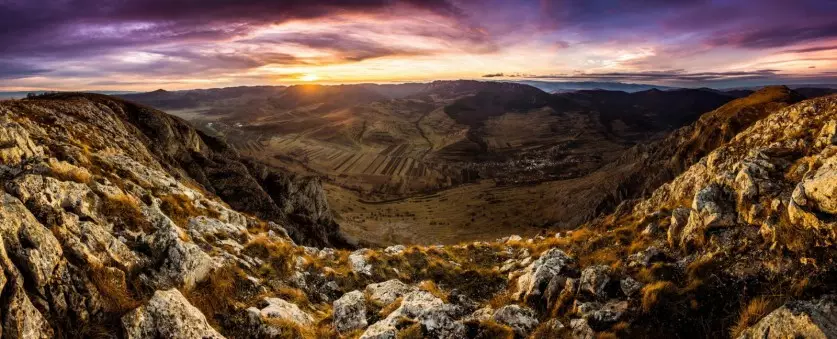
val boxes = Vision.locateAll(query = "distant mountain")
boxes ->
[1,90,136,99]
[515,80,675,93]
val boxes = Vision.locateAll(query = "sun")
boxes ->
[300,74,320,82]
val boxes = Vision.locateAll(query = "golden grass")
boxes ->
[379,297,403,318]
[49,160,93,184]
[102,193,153,233]
[89,264,141,313]
[159,194,222,227]
[729,297,776,338]
[488,290,514,310]
[397,324,424,339]
[184,265,247,327]
[641,281,677,313]
[243,236,295,279]
[471,320,515,339]
[418,280,448,302]
[277,287,310,308]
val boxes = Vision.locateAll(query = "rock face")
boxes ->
[738,296,837,339]
[122,289,224,339]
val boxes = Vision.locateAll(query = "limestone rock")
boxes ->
[366,279,415,305]
[579,265,611,298]
[121,289,223,339]
[350,249,373,276]
[668,207,691,247]
[334,290,368,334]
[258,297,314,326]
[361,291,445,339]
[492,305,539,337]
[515,248,575,301]
[737,296,837,339]
[620,277,643,298]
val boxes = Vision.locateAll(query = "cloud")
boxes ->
[783,45,837,54]
[530,69,781,82]
[706,23,837,49]
[482,73,504,77]
[0,61,50,79]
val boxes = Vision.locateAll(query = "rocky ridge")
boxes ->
[0,92,836,338]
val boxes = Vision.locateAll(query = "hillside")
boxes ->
[0,92,836,338]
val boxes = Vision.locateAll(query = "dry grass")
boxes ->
[729,297,776,338]
[89,264,141,313]
[488,290,514,310]
[243,236,295,279]
[276,287,310,308]
[184,265,247,327]
[397,323,424,339]
[49,160,93,184]
[159,194,221,227]
[641,281,678,313]
[263,318,315,339]
[418,280,448,302]
[379,297,403,318]
[470,320,515,339]
[102,193,153,233]
[530,320,568,338]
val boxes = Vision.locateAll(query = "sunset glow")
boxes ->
[1,0,836,91]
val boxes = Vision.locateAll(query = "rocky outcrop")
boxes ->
[122,289,223,339]
[738,296,837,339]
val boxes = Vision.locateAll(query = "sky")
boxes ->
[1,0,837,91]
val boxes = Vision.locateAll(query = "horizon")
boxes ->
[3,1,837,91]
[3,79,837,96]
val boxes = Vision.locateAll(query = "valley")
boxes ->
[122,82,836,245]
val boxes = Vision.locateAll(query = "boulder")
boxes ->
[620,277,643,298]
[334,291,368,334]
[800,157,837,214]
[121,289,224,339]
[515,248,575,301]
[417,304,466,339]
[680,183,736,247]
[575,300,628,327]
[570,318,595,339]
[737,296,837,339]
[579,265,611,298]
[257,297,314,326]
[492,305,539,337]
[361,291,445,339]
[0,115,43,167]
[627,246,661,268]
[668,207,691,247]
[366,279,415,305]
[350,249,373,276]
